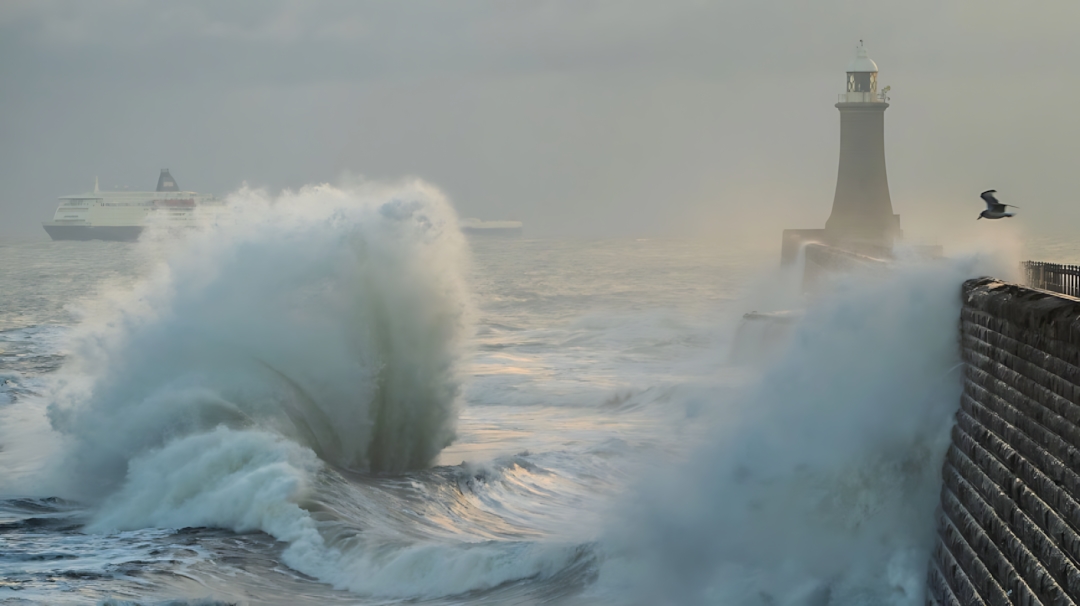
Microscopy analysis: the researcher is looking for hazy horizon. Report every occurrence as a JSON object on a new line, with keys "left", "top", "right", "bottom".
{"left": 2, "top": 1, "right": 1078, "bottom": 242}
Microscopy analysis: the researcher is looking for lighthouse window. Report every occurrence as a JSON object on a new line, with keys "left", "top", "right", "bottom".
{"left": 848, "top": 72, "right": 874, "bottom": 93}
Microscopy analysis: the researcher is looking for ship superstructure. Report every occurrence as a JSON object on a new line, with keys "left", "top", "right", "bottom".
{"left": 42, "top": 169, "right": 224, "bottom": 242}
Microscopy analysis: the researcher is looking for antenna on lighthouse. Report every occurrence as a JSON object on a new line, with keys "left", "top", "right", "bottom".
{"left": 94, "top": 176, "right": 99, "bottom": 193}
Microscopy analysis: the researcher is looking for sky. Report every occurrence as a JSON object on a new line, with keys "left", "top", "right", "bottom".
{"left": 2, "top": 1, "right": 1079, "bottom": 242}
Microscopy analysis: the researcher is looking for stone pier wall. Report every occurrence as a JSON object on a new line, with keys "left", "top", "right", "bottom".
{"left": 928, "top": 278, "right": 1080, "bottom": 605}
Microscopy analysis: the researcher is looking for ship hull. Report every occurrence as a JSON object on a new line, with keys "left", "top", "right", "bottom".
{"left": 42, "top": 223, "right": 144, "bottom": 242}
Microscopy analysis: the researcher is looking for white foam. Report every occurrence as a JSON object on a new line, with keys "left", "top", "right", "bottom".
{"left": 601, "top": 253, "right": 1012, "bottom": 605}
{"left": 321, "top": 539, "right": 588, "bottom": 598}
{"left": 46, "top": 180, "right": 471, "bottom": 502}
{"left": 87, "top": 427, "right": 322, "bottom": 544}
{"left": 7, "top": 180, "right": 596, "bottom": 599}
{"left": 86, "top": 425, "right": 587, "bottom": 599}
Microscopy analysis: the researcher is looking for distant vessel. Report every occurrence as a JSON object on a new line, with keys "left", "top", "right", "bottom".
{"left": 42, "top": 169, "right": 223, "bottom": 242}
{"left": 460, "top": 218, "right": 523, "bottom": 237}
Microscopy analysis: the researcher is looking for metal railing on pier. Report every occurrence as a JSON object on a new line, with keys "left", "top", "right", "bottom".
{"left": 1022, "top": 261, "right": 1080, "bottom": 298}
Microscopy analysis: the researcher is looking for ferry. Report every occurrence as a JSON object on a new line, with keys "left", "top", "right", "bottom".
{"left": 42, "top": 169, "right": 224, "bottom": 242}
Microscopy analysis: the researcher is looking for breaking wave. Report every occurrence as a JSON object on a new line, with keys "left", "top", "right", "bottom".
{"left": 37, "top": 180, "right": 531, "bottom": 597}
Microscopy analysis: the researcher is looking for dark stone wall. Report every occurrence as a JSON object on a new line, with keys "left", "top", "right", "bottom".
{"left": 928, "top": 277, "right": 1080, "bottom": 605}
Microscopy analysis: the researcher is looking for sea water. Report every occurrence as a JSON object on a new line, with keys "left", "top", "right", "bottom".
{"left": 0, "top": 181, "right": 1069, "bottom": 605}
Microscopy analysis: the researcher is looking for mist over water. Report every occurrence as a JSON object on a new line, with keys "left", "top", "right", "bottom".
{"left": 0, "top": 184, "right": 1034, "bottom": 604}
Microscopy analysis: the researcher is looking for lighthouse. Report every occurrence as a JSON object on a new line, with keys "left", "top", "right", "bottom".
{"left": 824, "top": 41, "right": 900, "bottom": 250}
{"left": 780, "top": 41, "right": 901, "bottom": 264}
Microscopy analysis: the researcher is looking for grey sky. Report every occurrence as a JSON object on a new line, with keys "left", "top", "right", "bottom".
{"left": 2, "top": 1, "right": 1079, "bottom": 241}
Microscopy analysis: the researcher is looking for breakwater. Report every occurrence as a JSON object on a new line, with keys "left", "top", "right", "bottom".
{"left": 928, "top": 276, "right": 1080, "bottom": 605}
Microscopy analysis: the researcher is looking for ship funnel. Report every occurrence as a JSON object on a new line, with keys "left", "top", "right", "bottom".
{"left": 156, "top": 169, "right": 180, "bottom": 192}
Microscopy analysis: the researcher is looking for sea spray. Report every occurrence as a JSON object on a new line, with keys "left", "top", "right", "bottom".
{"left": 600, "top": 254, "right": 1012, "bottom": 606}
{"left": 48, "top": 180, "right": 470, "bottom": 498}
{"left": 16, "top": 180, "right": 619, "bottom": 601}
{"left": 33, "top": 180, "right": 479, "bottom": 586}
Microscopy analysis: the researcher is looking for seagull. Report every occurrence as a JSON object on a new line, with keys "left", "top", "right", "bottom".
{"left": 978, "top": 190, "right": 1018, "bottom": 220}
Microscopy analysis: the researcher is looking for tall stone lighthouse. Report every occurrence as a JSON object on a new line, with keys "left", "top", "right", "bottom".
{"left": 825, "top": 41, "right": 900, "bottom": 249}
{"left": 781, "top": 42, "right": 901, "bottom": 263}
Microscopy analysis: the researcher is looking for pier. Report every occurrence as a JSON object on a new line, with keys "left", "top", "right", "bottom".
{"left": 926, "top": 268, "right": 1080, "bottom": 605}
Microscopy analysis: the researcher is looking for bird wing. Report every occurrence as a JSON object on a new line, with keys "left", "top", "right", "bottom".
{"left": 980, "top": 190, "right": 999, "bottom": 209}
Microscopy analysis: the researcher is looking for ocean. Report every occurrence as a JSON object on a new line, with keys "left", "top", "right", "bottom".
{"left": 0, "top": 182, "right": 1070, "bottom": 605}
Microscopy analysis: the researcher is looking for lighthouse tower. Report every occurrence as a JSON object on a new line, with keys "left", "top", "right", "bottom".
{"left": 824, "top": 42, "right": 900, "bottom": 250}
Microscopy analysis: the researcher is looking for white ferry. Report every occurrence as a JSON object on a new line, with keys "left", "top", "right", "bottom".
{"left": 42, "top": 169, "right": 224, "bottom": 241}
